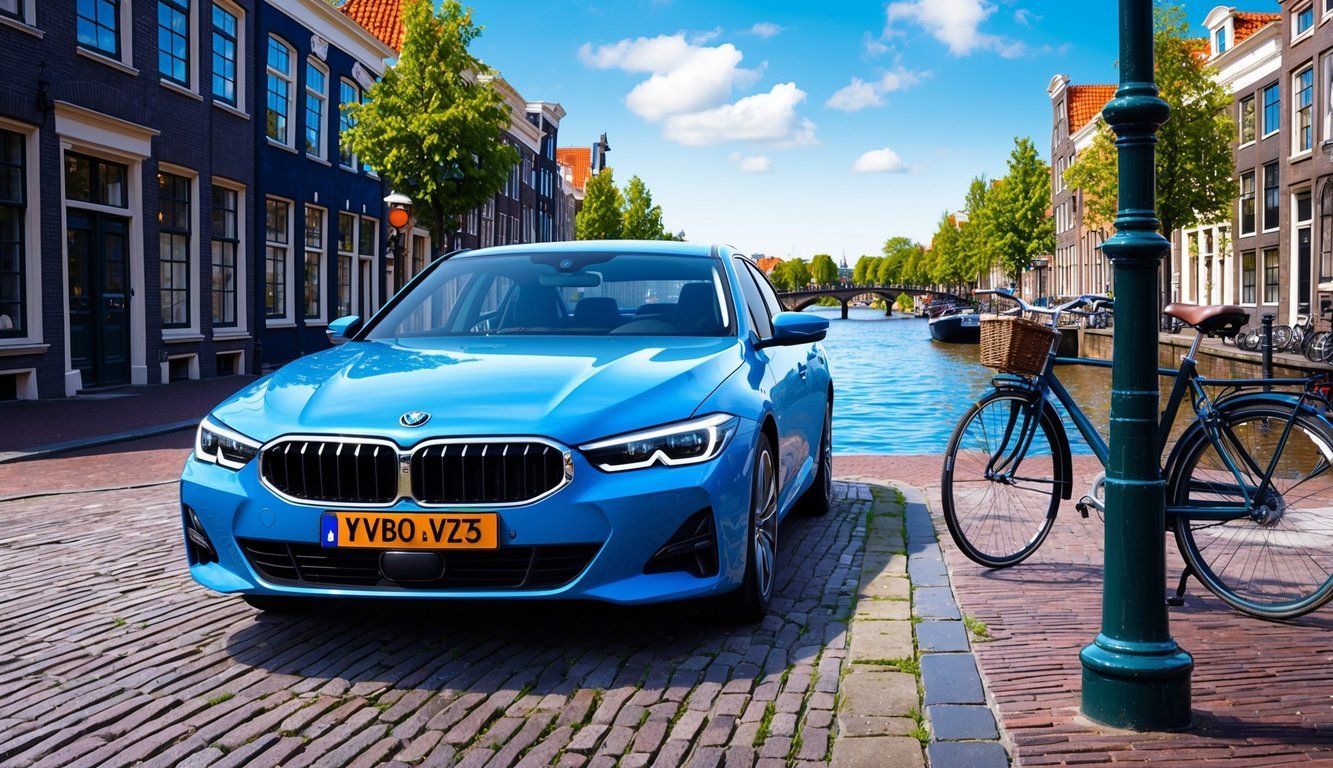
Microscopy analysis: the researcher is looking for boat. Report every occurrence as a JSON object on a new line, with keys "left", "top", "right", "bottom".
{"left": 929, "top": 307, "right": 981, "bottom": 343}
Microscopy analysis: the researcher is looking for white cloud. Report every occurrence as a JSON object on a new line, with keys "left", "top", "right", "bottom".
{"left": 862, "top": 31, "right": 890, "bottom": 57}
{"left": 739, "top": 156, "right": 773, "bottom": 173}
{"left": 826, "top": 67, "right": 924, "bottom": 112}
{"left": 664, "top": 83, "right": 816, "bottom": 147}
{"left": 1013, "top": 8, "right": 1038, "bottom": 28}
{"left": 749, "top": 22, "right": 782, "bottom": 38}
{"left": 885, "top": 0, "right": 1026, "bottom": 58}
{"left": 853, "top": 148, "right": 908, "bottom": 173}
{"left": 578, "top": 34, "right": 761, "bottom": 121}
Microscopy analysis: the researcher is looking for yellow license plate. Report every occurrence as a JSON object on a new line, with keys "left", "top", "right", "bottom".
{"left": 320, "top": 512, "right": 498, "bottom": 549}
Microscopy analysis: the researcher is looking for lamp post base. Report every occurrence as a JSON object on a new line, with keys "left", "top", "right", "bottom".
{"left": 1080, "top": 634, "right": 1193, "bottom": 731}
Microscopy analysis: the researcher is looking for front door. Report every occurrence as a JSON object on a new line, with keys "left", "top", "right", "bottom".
{"left": 68, "top": 210, "right": 130, "bottom": 387}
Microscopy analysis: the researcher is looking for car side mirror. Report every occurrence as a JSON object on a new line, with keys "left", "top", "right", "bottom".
{"left": 326, "top": 315, "right": 362, "bottom": 345}
{"left": 756, "top": 311, "right": 828, "bottom": 349}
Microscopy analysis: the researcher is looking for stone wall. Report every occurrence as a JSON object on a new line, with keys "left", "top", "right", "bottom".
{"left": 1079, "top": 329, "right": 1324, "bottom": 379}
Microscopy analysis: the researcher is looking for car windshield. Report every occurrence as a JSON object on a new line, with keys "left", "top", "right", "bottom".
{"left": 365, "top": 250, "right": 734, "bottom": 339}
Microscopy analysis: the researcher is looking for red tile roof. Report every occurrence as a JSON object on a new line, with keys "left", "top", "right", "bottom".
{"left": 1234, "top": 12, "right": 1280, "bottom": 46}
{"left": 755, "top": 256, "right": 782, "bottom": 274}
{"left": 556, "top": 147, "right": 592, "bottom": 193}
{"left": 340, "top": 0, "right": 405, "bottom": 52}
{"left": 1067, "top": 84, "right": 1115, "bottom": 133}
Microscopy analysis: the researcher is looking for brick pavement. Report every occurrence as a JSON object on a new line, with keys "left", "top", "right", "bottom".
{"left": 0, "top": 470, "right": 911, "bottom": 768}
{"left": 838, "top": 455, "right": 1333, "bottom": 766}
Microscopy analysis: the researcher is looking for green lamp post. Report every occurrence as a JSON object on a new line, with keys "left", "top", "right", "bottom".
{"left": 1078, "top": 0, "right": 1193, "bottom": 730}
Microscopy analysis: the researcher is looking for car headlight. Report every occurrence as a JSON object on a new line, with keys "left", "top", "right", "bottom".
{"left": 580, "top": 413, "right": 740, "bottom": 472}
{"left": 195, "top": 417, "right": 261, "bottom": 469}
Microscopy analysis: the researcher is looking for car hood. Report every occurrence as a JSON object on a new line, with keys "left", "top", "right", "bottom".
{"left": 210, "top": 336, "right": 746, "bottom": 446}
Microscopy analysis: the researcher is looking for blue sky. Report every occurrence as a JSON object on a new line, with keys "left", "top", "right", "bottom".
{"left": 468, "top": 0, "right": 1218, "bottom": 260}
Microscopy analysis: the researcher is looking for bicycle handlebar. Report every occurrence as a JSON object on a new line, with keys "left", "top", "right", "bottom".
{"left": 972, "top": 289, "right": 1113, "bottom": 321}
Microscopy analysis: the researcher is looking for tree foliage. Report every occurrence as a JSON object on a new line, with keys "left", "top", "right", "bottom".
{"left": 959, "top": 176, "right": 994, "bottom": 284}
{"left": 988, "top": 138, "right": 1054, "bottom": 281}
{"left": 575, "top": 169, "right": 624, "bottom": 240}
{"left": 621, "top": 175, "right": 666, "bottom": 240}
{"left": 878, "top": 237, "right": 921, "bottom": 285}
{"left": 810, "top": 254, "right": 839, "bottom": 285}
{"left": 342, "top": 0, "right": 517, "bottom": 252}
{"left": 852, "top": 255, "right": 880, "bottom": 284}
{"left": 771, "top": 259, "right": 811, "bottom": 291}
{"left": 1064, "top": 4, "right": 1236, "bottom": 243}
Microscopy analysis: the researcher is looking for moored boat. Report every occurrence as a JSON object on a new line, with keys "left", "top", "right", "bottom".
{"left": 928, "top": 308, "right": 981, "bottom": 343}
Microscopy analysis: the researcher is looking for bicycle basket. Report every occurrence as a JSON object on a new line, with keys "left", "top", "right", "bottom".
{"left": 979, "top": 315, "right": 1055, "bottom": 376}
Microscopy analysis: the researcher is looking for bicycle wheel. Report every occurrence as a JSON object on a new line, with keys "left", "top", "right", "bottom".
{"left": 942, "top": 390, "right": 1062, "bottom": 568}
{"left": 1168, "top": 402, "right": 1333, "bottom": 619}
{"left": 1305, "top": 331, "right": 1332, "bottom": 362}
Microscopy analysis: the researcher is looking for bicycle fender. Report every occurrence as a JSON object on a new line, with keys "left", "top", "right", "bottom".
{"left": 1162, "top": 393, "right": 1331, "bottom": 485}
{"left": 994, "top": 384, "right": 1074, "bottom": 501}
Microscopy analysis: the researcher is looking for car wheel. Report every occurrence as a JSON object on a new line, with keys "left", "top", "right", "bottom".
{"left": 714, "top": 433, "right": 778, "bottom": 622}
{"left": 242, "top": 594, "right": 311, "bottom": 614}
{"left": 798, "top": 401, "right": 833, "bottom": 516}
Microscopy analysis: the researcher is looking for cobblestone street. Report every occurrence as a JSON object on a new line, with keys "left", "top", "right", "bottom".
{"left": 0, "top": 470, "right": 879, "bottom": 768}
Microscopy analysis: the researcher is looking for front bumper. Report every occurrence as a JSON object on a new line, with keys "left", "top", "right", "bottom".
{"left": 179, "top": 421, "right": 757, "bottom": 605}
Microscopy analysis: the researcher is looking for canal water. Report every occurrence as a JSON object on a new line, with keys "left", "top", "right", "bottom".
{"left": 813, "top": 307, "right": 1115, "bottom": 455}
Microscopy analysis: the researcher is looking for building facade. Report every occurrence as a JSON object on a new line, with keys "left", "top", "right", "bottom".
{"left": 1047, "top": 75, "right": 1115, "bottom": 301}
{"left": 0, "top": 0, "right": 258, "bottom": 398}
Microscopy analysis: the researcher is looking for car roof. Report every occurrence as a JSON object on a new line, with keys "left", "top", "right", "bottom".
{"left": 453, "top": 240, "right": 727, "bottom": 259}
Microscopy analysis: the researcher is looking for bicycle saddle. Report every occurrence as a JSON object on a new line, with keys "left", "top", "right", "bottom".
{"left": 1162, "top": 303, "right": 1249, "bottom": 337}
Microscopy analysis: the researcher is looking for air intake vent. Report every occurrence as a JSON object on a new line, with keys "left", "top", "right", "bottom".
{"left": 411, "top": 441, "right": 568, "bottom": 505}
{"left": 260, "top": 438, "right": 400, "bottom": 505}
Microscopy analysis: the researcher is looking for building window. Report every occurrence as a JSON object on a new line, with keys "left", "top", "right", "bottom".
{"left": 1240, "top": 96, "right": 1255, "bottom": 144}
{"left": 211, "top": 4, "right": 239, "bottom": 106}
{"left": 1264, "top": 247, "right": 1280, "bottom": 303}
{"left": 1297, "top": 5, "right": 1315, "bottom": 35}
{"left": 1240, "top": 171, "right": 1256, "bottom": 236}
{"left": 159, "top": 172, "right": 191, "bottom": 329}
{"left": 303, "top": 205, "right": 324, "bottom": 319}
{"left": 1296, "top": 66, "right": 1314, "bottom": 153}
{"left": 359, "top": 216, "right": 376, "bottom": 315}
{"left": 65, "top": 153, "right": 128, "bottom": 208}
{"left": 0, "top": 0, "right": 22, "bottom": 21}
{"left": 338, "top": 80, "right": 358, "bottom": 169}
{"left": 157, "top": 0, "right": 190, "bottom": 86}
{"left": 1322, "top": 182, "right": 1333, "bottom": 283}
{"left": 78, "top": 0, "right": 121, "bottom": 58}
{"left": 1215, "top": 27, "right": 1227, "bottom": 54}
{"left": 337, "top": 212, "right": 354, "bottom": 318}
{"left": 1242, "top": 250, "right": 1256, "bottom": 303}
{"left": 1263, "top": 162, "right": 1280, "bottom": 231}
{"left": 265, "top": 36, "right": 294, "bottom": 145}
{"left": 1263, "top": 82, "right": 1280, "bottom": 137}
{"left": 0, "top": 130, "right": 25, "bottom": 338}
{"left": 211, "top": 185, "right": 239, "bottom": 327}
{"left": 305, "top": 61, "right": 326, "bottom": 159}
{"left": 265, "top": 198, "right": 289, "bottom": 319}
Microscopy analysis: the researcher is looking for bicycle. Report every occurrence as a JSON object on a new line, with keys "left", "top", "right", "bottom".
{"left": 941, "top": 290, "right": 1333, "bottom": 620}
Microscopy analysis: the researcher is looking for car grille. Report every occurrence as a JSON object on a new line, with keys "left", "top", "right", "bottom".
{"left": 411, "top": 441, "right": 567, "bottom": 504}
{"left": 258, "top": 438, "right": 570, "bottom": 507}
{"left": 238, "top": 539, "right": 600, "bottom": 590}
{"left": 261, "top": 438, "right": 400, "bottom": 505}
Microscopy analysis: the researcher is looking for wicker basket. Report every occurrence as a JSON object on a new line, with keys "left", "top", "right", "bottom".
{"left": 979, "top": 315, "right": 1055, "bottom": 376}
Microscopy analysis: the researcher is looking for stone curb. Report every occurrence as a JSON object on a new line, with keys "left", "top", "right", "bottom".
{"left": 0, "top": 419, "right": 198, "bottom": 464}
{"left": 830, "top": 478, "right": 1010, "bottom": 768}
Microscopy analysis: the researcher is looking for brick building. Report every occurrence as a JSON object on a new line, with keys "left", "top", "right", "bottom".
{"left": 1047, "top": 76, "right": 1115, "bottom": 300}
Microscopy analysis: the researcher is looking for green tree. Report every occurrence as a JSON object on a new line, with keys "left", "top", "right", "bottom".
{"left": 621, "top": 175, "right": 666, "bottom": 240}
{"left": 575, "top": 169, "right": 624, "bottom": 240}
{"left": 342, "top": 0, "right": 518, "bottom": 252}
{"left": 928, "top": 213, "right": 966, "bottom": 289}
{"left": 784, "top": 258, "right": 812, "bottom": 289}
{"left": 853, "top": 255, "right": 881, "bottom": 284}
{"left": 810, "top": 254, "right": 839, "bottom": 285}
{"left": 959, "top": 176, "right": 994, "bottom": 286}
{"left": 877, "top": 237, "right": 919, "bottom": 285}
{"left": 988, "top": 138, "right": 1054, "bottom": 281}
{"left": 1064, "top": 4, "right": 1236, "bottom": 302}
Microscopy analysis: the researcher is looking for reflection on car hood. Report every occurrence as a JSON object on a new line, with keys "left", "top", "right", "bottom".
{"left": 210, "top": 336, "right": 746, "bottom": 446}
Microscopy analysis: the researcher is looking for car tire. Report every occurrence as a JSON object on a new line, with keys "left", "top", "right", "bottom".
{"left": 797, "top": 401, "right": 833, "bottom": 516}
{"left": 242, "top": 594, "right": 311, "bottom": 614}
{"left": 712, "top": 433, "right": 779, "bottom": 623}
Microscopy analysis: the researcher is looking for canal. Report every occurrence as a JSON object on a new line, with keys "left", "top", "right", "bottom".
{"left": 813, "top": 307, "right": 1115, "bottom": 455}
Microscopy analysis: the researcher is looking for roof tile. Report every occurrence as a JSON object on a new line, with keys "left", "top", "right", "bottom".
{"left": 1067, "top": 84, "right": 1116, "bottom": 133}
{"left": 1233, "top": 11, "right": 1280, "bottom": 46}
{"left": 556, "top": 147, "right": 592, "bottom": 193}
{"left": 340, "top": 0, "right": 405, "bottom": 52}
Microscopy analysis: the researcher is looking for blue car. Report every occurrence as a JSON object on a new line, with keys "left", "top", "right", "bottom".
{"left": 181, "top": 241, "right": 833, "bottom": 620}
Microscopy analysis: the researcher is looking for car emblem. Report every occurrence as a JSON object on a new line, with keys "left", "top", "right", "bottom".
{"left": 400, "top": 411, "right": 431, "bottom": 428}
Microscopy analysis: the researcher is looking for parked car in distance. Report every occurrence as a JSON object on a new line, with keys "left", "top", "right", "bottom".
{"left": 181, "top": 241, "right": 834, "bottom": 621}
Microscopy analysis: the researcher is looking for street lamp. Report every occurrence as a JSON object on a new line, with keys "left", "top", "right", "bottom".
{"left": 384, "top": 191, "right": 412, "bottom": 295}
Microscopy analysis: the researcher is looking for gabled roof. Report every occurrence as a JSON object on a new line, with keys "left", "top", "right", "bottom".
{"left": 1067, "top": 84, "right": 1116, "bottom": 133}
{"left": 1234, "top": 11, "right": 1280, "bottom": 46}
{"left": 340, "top": 0, "right": 405, "bottom": 53}
{"left": 556, "top": 147, "right": 592, "bottom": 192}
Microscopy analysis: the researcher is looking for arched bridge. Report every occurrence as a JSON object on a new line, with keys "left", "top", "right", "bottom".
{"left": 777, "top": 285, "right": 970, "bottom": 318}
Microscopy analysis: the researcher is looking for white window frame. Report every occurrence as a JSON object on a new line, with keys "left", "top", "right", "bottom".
{"left": 1239, "top": 95, "right": 1256, "bottom": 147}
{"left": 1262, "top": 82, "right": 1281, "bottom": 139}
{"left": 338, "top": 78, "right": 359, "bottom": 171}
{"left": 0, "top": 0, "right": 38, "bottom": 34}
{"left": 336, "top": 211, "right": 355, "bottom": 319}
{"left": 1239, "top": 169, "right": 1256, "bottom": 237}
{"left": 265, "top": 35, "right": 295, "bottom": 148}
{"left": 358, "top": 215, "right": 377, "bottom": 317}
{"left": 211, "top": 0, "right": 246, "bottom": 115}
{"left": 210, "top": 178, "right": 246, "bottom": 337}
{"left": 1294, "top": 3, "right": 1315, "bottom": 41}
{"left": 264, "top": 195, "right": 294, "bottom": 326}
{"left": 1294, "top": 63, "right": 1315, "bottom": 158}
{"left": 304, "top": 59, "right": 327, "bottom": 161}
{"left": 76, "top": 0, "right": 137, "bottom": 73}
{"left": 0, "top": 118, "right": 42, "bottom": 350}
{"left": 302, "top": 203, "right": 326, "bottom": 324}
{"left": 157, "top": 163, "right": 199, "bottom": 338}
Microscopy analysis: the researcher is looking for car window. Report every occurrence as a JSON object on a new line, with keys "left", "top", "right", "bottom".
{"left": 748, "top": 263, "right": 786, "bottom": 320}
{"left": 734, "top": 259, "right": 774, "bottom": 338}
{"left": 365, "top": 251, "right": 735, "bottom": 338}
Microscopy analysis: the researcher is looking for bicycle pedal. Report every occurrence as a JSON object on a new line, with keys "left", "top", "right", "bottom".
{"left": 1076, "top": 498, "right": 1093, "bottom": 518}
{"left": 1165, "top": 595, "right": 1185, "bottom": 607}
